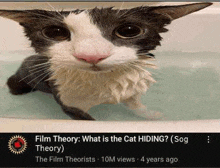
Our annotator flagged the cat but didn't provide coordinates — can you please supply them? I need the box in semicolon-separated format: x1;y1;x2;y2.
0;2;212;120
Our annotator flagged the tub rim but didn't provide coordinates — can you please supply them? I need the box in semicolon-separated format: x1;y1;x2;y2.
0;118;219;132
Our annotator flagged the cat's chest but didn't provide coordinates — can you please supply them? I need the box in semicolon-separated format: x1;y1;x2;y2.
49;65;155;111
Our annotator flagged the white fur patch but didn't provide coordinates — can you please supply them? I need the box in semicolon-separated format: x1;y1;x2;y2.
49;61;156;111
64;11;114;55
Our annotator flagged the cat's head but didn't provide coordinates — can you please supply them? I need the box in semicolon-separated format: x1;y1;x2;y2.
0;3;212;72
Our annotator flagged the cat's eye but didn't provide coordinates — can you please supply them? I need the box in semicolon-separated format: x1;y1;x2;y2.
42;26;70;41
114;24;145;39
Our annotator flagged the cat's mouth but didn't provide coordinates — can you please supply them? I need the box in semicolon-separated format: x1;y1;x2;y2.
90;65;102;71
74;62;111;72
83;64;113;72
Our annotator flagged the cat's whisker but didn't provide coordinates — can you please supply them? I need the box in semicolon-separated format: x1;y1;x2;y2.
118;7;138;18
116;2;125;15
28;66;50;73
118;9;129;18
128;61;157;69
31;70;52;92
46;2;63;17
19;67;49;82
119;5;149;18
29;66;50;74
22;59;49;62
22;10;64;24
16;64;50;71
29;65;50;72
28;62;50;69
27;69;51;85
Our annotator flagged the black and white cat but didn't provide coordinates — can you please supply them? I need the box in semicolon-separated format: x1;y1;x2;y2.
0;3;212;120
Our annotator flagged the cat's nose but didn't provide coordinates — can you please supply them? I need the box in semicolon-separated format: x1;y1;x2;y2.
74;54;109;64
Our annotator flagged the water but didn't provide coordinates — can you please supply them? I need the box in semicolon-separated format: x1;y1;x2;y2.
0;51;219;121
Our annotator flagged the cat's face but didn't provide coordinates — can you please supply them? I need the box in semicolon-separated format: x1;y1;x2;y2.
0;3;212;72
45;8;168;72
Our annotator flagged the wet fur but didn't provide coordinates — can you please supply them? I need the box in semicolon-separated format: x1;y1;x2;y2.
1;3;212;120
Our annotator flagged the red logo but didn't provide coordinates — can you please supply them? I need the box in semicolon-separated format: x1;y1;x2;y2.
8;135;27;154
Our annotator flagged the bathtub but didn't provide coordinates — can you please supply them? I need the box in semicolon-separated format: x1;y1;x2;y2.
0;2;219;132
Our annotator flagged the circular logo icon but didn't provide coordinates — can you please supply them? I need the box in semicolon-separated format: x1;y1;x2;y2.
8;135;27;154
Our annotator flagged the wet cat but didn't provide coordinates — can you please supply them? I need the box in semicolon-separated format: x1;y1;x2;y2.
0;3;212;120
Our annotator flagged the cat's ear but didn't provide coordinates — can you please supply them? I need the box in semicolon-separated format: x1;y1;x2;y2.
0;10;60;23
150;2;212;20
0;10;36;22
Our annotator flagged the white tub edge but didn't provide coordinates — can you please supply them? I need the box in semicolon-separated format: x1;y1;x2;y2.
0;118;219;132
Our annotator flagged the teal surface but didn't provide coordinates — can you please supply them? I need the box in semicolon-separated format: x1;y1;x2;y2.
0;51;219;121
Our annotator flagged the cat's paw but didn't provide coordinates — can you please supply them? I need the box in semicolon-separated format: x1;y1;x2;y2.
7;75;36;95
134;109;164;120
